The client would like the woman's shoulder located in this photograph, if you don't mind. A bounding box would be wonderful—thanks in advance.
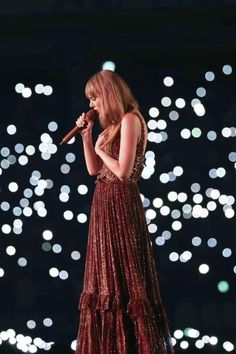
[121,111,142,126]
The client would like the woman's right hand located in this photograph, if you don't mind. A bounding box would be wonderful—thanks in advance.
[76,112,94,138]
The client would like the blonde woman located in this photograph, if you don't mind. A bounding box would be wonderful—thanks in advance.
[75,70,174,354]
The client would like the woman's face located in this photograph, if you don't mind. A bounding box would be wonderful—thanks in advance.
[89,96,102,114]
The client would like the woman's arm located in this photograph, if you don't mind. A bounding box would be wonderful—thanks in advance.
[76,113,103,175]
[95,112,141,181]
[82,133,103,175]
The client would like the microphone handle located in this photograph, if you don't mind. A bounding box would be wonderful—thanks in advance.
[59,124,86,145]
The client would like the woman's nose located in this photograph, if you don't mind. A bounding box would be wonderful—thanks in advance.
[89,100,94,108]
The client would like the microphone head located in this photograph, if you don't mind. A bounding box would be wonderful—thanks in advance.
[86,109,97,121]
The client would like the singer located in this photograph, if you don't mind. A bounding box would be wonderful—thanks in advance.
[74,70,174,354]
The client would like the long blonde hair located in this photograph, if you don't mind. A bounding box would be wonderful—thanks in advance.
[85,70,139,150]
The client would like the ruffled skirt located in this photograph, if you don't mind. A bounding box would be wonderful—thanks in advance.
[75,178,174,354]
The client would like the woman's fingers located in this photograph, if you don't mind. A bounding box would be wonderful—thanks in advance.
[75,112,94,136]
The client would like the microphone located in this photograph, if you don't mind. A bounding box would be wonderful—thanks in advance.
[59,109,97,145]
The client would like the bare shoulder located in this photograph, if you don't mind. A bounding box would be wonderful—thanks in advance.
[121,112,141,129]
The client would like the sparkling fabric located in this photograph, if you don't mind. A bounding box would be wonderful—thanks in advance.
[75,112,174,354]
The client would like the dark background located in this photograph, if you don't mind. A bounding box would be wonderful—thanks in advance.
[0,1,236,353]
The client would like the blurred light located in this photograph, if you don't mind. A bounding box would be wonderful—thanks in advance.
[27,321,36,329]
[22,87,32,98]
[225,208,234,218]
[42,230,53,241]
[199,264,209,274]
[42,242,51,252]
[153,198,163,208]
[156,119,167,130]
[160,206,170,216]
[155,237,165,246]
[171,209,181,219]
[173,166,184,177]
[1,147,10,157]
[102,61,116,71]
[223,341,234,352]
[71,340,77,350]
[149,107,159,118]
[8,182,18,193]
[180,251,192,262]
[168,191,178,202]
[222,127,231,137]
[192,127,202,138]
[146,209,156,220]
[25,145,36,156]
[161,97,171,107]
[209,336,218,345]
[228,152,236,162]
[163,76,174,87]
[43,318,53,327]
[185,328,200,338]
[180,341,189,349]
[207,238,217,247]
[147,119,158,130]
[48,121,58,132]
[195,339,205,349]
[77,213,87,223]
[222,64,232,75]
[61,164,70,174]
[169,252,179,262]
[178,192,187,202]
[44,85,53,96]
[193,103,205,116]
[71,251,81,260]
[159,173,169,183]
[18,155,28,165]
[169,110,179,121]
[35,84,44,94]
[210,189,220,199]
[175,98,185,108]
[0,268,5,277]
[1,201,10,211]
[63,210,73,220]
[222,248,232,258]
[15,83,25,93]
[59,270,69,280]
[193,193,203,204]
[192,237,202,246]
[174,330,183,339]
[207,130,217,141]
[205,71,215,81]
[7,125,17,135]
[191,183,201,193]
[52,244,62,254]
[162,230,171,240]
[49,268,59,277]
[65,153,76,163]
[18,258,27,267]
[6,246,16,256]
[59,192,69,202]
[217,280,229,293]
[148,223,158,233]
[196,87,206,97]
[172,221,182,231]
[181,128,191,139]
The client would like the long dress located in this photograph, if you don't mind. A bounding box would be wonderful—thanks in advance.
[75,111,174,354]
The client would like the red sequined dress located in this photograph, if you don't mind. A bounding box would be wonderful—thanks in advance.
[75,112,174,354]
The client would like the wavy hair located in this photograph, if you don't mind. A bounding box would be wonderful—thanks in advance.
[85,70,139,150]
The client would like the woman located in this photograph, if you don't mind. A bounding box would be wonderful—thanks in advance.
[75,70,174,354]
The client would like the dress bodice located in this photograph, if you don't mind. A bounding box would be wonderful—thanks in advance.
[96,111,147,183]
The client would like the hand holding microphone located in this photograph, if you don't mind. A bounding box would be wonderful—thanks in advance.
[60,109,97,145]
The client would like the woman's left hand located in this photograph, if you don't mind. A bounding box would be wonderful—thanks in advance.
[95,133,106,155]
